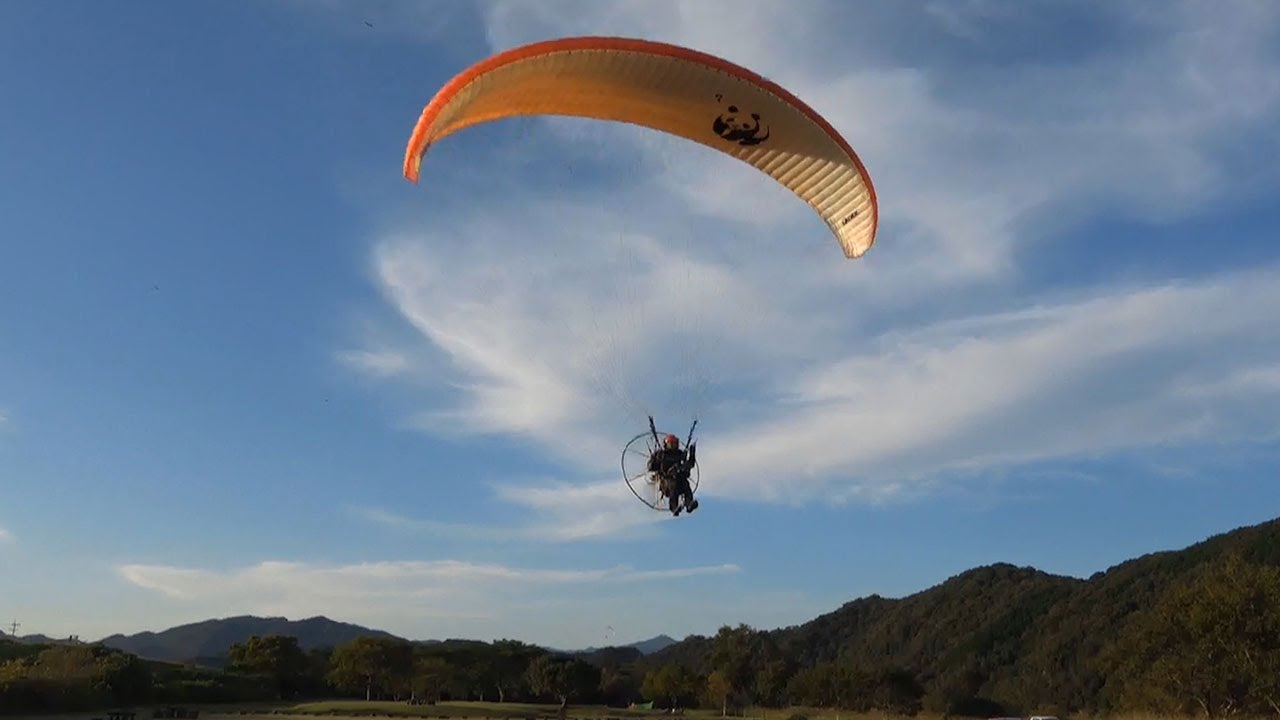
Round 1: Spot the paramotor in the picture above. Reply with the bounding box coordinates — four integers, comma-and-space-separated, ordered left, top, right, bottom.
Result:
402, 37, 883, 513
621, 418, 699, 512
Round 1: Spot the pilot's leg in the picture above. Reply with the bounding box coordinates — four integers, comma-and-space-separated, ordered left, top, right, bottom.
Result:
681, 478, 697, 513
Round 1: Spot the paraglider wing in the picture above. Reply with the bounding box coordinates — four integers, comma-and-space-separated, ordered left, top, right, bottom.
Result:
403, 36, 878, 259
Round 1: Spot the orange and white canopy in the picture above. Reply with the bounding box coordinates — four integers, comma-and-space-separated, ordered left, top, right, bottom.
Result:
403, 36, 878, 259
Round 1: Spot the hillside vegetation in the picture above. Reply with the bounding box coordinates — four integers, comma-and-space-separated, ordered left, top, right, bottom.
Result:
7, 517, 1280, 717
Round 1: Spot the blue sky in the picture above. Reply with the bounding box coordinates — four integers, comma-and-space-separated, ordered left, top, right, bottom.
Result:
3, 0, 1280, 650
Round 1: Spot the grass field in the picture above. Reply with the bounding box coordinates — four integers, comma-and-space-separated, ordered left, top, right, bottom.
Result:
17, 700, 926, 720
198, 703, 907, 720
243, 700, 674, 718
18, 701, 1188, 720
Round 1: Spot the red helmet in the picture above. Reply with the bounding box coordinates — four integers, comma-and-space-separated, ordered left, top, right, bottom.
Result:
664, 434, 679, 449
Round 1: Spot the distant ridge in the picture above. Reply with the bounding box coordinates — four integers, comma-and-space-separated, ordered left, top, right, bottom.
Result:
8, 634, 84, 646
95, 612, 678, 665
556, 634, 679, 656
98, 615, 401, 664
37, 514, 1280, 713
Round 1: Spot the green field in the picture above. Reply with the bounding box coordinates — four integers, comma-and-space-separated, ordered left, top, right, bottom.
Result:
21, 701, 931, 720
241, 700, 668, 718
11, 700, 1202, 720
197, 703, 916, 720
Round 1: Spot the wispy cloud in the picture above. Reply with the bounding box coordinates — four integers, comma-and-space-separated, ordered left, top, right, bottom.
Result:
481, 0, 1280, 282
0, 526, 12, 544
352, 506, 537, 543
353, 212, 1280, 510
489, 478, 675, 541
704, 268, 1280, 503
337, 349, 411, 379
341, 1, 1280, 529
353, 482, 674, 543
116, 558, 741, 639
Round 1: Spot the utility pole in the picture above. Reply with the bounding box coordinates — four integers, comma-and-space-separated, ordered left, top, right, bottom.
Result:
6, 620, 18, 637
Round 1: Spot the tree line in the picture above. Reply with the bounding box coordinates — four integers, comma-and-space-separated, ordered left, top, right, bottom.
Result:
0, 631, 922, 715
7, 546, 1280, 717
314, 554, 1280, 717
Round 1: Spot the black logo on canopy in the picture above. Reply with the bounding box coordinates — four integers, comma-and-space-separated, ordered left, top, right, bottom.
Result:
713, 104, 770, 146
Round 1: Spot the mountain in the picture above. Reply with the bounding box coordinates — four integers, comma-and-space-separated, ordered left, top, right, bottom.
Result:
44, 516, 1280, 713
641, 516, 1280, 713
629, 634, 677, 654
5, 634, 83, 646
98, 615, 401, 664
92, 613, 673, 667
562, 634, 678, 656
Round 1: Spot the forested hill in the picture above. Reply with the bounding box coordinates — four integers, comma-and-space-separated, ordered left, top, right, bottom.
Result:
8, 517, 1280, 716
95, 614, 676, 666
99, 615, 402, 664
642, 516, 1280, 714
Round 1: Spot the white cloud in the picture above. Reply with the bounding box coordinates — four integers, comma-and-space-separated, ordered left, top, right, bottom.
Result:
354, 474, 679, 543
477, 0, 1280, 286
337, 349, 411, 379
0, 526, 12, 544
1175, 364, 1280, 400
368, 212, 816, 464
118, 559, 739, 597
489, 478, 675, 541
703, 268, 1280, 503
353, 499, 660, 543
342, 1, 1280, 529
356, 199, 1280, 511
116, 558, 741, 642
